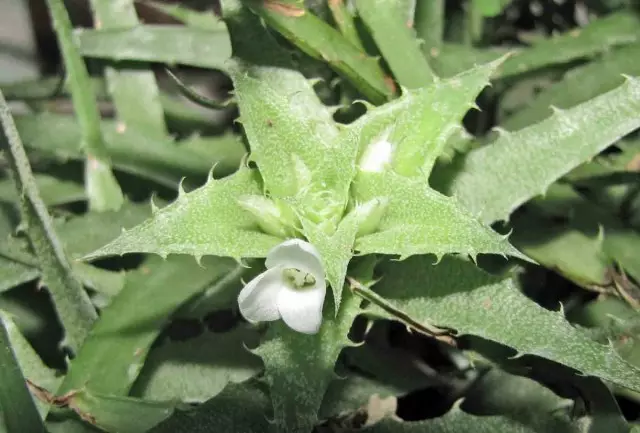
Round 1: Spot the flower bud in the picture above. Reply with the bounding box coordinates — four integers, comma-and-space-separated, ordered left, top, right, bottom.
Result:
352, 197, 389, 236
359, 130, 394, 173
237, 195, 299, 238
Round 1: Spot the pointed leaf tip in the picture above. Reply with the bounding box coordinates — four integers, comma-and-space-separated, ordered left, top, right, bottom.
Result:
84, 168, 282, 261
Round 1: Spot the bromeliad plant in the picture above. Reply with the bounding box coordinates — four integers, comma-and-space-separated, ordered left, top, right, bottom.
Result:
79, 0, 640, 431
2, 0, 640, 432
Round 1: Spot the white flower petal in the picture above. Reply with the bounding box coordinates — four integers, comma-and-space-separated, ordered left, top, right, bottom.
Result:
237, 267, 285, 323
265, 239, 325, 280
277, 282, 326, 334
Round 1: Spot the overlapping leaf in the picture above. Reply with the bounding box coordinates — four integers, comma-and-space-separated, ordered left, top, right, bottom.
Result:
368, 255, 640, 393
445, 75, 640, 224
131, 327, 262, 403
353, 171, 525, 260
244, 0, 393, 104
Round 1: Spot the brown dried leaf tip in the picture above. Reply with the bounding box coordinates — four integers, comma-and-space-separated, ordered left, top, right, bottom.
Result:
263, 0, 306, 17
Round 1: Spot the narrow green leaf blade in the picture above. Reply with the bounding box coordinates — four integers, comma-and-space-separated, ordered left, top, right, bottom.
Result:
69, 391, 175, 433
355, 0, 436, 88
85, 168, 281, 260
432, 13, 640, 79
44, 0, 123, 212
75, 26, 232, 71
496, 12, 640, 79
371, 255, 640, 393
243, 0, 393, 103
0, 175, 84, 206
144, 2, 226, 30
0, 311, 61, 418
0, 315, 46, 433
365, 407, 541, 433
446, 76, 640, 224
511, 213, 610, 288
414, 0, 444, 52
354, 171, 524, 260
89, 0, 168, 136
0, 89, 96, 353
502, 43, 640, 131
473, 0, 510, 17
15, 113, 244, 188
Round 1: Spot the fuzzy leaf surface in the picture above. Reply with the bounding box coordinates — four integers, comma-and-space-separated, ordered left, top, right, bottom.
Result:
353, 171, 524, 260
301, 210, 361, 313
255, 290, 362, 433
148, 381, 270, 433
131, 327, 262, 403
347, 59, 501, 177
86, 168, 281, 260
75, 25, 231, 71
369, 255, 640, 393
445, 76, 640, 224
223, 0, 355, 228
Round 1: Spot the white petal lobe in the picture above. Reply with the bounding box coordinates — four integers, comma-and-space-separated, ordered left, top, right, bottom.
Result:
277, 283, 326, 334
237, 267, 284, 323
266, 239, 325, 279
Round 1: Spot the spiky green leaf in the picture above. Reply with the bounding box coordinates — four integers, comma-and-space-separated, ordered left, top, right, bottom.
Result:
85, 168, 281, 260
353, 171, 524, 260
368, 255, 640, 392
445, 76, 640, 224
348, 59, 502, 177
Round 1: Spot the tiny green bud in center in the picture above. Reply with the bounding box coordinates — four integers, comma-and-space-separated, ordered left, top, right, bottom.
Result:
283, 268, 316, 290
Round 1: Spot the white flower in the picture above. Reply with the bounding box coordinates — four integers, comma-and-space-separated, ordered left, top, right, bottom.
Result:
238, 239, 326, 334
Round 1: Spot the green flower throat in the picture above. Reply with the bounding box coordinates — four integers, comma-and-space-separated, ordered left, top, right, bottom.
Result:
283, 268, 316, 290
